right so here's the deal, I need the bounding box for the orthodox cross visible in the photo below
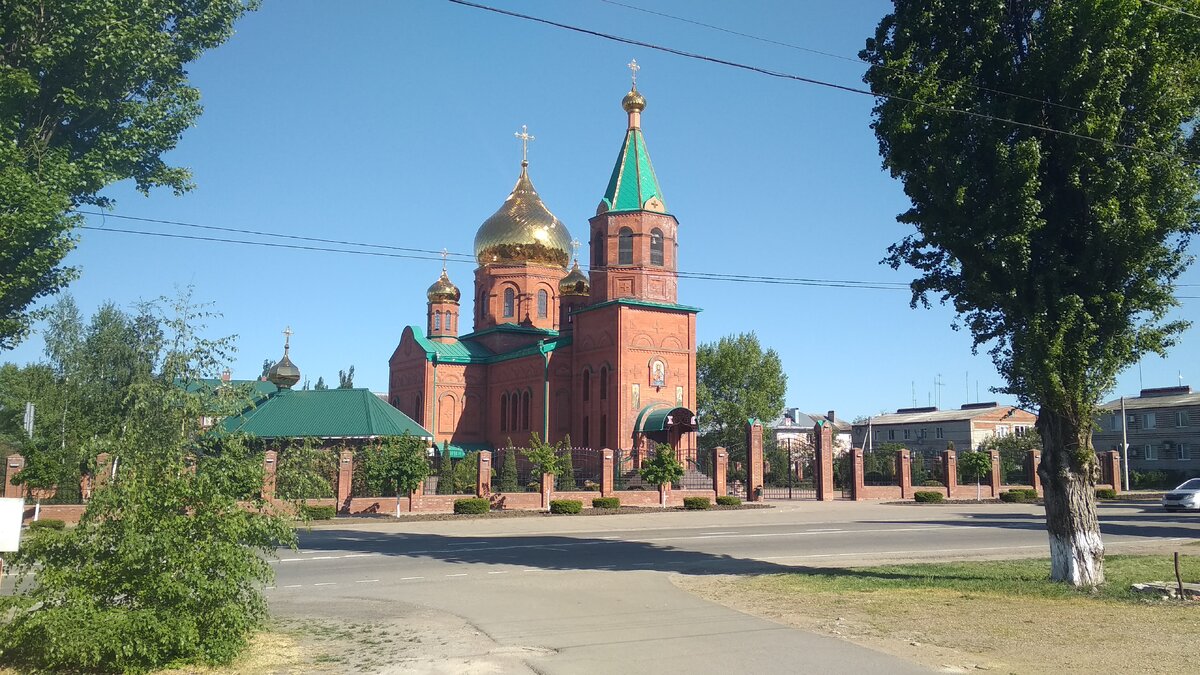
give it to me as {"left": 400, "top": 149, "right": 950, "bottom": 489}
{"left": 627, "top": 58, "right": 640, "bottom": 86}
{"left": 441, "top": 248, "right": 449, "bottom": 273}
{"left": 282, "top": 325, "right": 293, "bottom": 351}
{"left": 514, "top": 125, "right": 535, "bottom": 163}
{"left": 570, "top": 239, "right": 581, "bottom": 261}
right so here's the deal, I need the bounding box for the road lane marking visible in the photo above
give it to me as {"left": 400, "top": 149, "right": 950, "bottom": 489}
{"left": 487, "top": 571, "right": 509, "bottom": 574}
{"left": 763, "top": 544, "right": 1046, "bottom": 560}
{"left": 400, "top": 576, "right": 424, "bottom": 580}
{"left": 313, "top": 582, "right": 336, "bottom": 586}
{"left": 445, "top": 573, "right": 468, "bottom": 577}
{"left": 283, "top": 584, "right": 302, "bottom": 588}
{"left": 355, "top": 579, "right": 379, "bottom": 583}
{"left": 703, "top": 531, "right": 737, "bottom": 535}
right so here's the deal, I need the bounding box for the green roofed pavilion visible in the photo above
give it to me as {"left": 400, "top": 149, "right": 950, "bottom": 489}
{"left": 220, "top": 388, "right": 432, "bottom": 440}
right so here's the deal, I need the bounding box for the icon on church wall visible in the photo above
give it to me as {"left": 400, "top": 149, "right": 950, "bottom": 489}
{"left": 649, "top": 358, "right": 666, "bottom": 388}
{"left": 675, "top": 386, "right": 684, "bottom": 407}
{"left": 631, "top": 383, "right": 640, "bottom": 411}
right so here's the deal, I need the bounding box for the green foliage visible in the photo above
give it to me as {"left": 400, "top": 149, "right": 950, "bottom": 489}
{"left": 981, "top": 430, "right": 1042, "bottom": 482}
{"left": 313, "top": 376, "right": 329, "bottom": 391}
{"left": 959, "top": 450, "right": 993, "bottom": 481}
{"left": 914, "top": 491, "right": 945, "bottom": 504}
{"left": 354, "top": 435, "right": 430, "bottom": 498}
{"left": 337, "top": 365, "right": 355, "bottom": 389}
{"left": 683, "top": 496, "right": 712, "bottom": 510}
{"left": 1130, "top": 469, "right": 1188, "bottom": 490}
{"left": 453, "top": 498, "right": 489, "bottom": 515}
{"left": 297, "top": 504, "right": 335, "bottom": 520}
{"left": 522, "top": 433, "right": 567, "bottom": 479}
{"left": 716, "top": 495, "right": 742, "bottom": 506}
{"left": 697, "top": 333, "right": 787, "bottom": 453}
{"left": 436, "top": 442, "right": 454, "bottom": 495}
{"left": 1095, "top": 488, "right": 1119, "bottom": 501}
{"left": 498, "top": 447, "right": 519, "bottom": 493}
{"left": 0, "top": 0, "right": 258, "bottom": 349}
{"left": 556, "top": 448, "right": 576, "bottom": 491}
{"left": 1000, "top": 489, "right": 1039, "bottom": 503}
{"left": 26, "top": 519, "right": 65, "bottom": 531}
{"left": 274, "top": 438, "right": 336, "bottom": 502}
{"left": 549, "top": 499, "right": 582, "bottom": 514}
{"left": 0, "top": 296, "right": 294, "bottom": 672}
{"left": 639, "top": 444, "right": 684, "bottom": 487}
{"left": 453, "top": 451, "right": 479, "bottom": 494}
{"left": 592, "top": 497, "right": 620, "bottom": 509}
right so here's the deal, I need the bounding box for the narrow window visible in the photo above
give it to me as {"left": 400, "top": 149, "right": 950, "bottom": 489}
{"left": 650, "top": 228, "right": 664, "bottom": 266}
{"left": 1181, "top": 443, "right": 1192, "bottom": 460}
{"left": 1145, "top": 444, "right": 1156, "bottom": 460}
{"left": 903, "top": 429, "right": 910, "bottom": 440}
{"left": 935, "top": 427, "right": 944, "bottom": 439}
{"left": 500, "top": 393, "right": 508, "bottom": 432}
{"left": 593, "top": 231, "right": 605, "bottom": 267}
{"left": 600, "top": 366, "right": 608, "bottom": 400}
{"left": 537, "top": 289, "right": 548, "bottom": 318}
{"left": 582, "top": 415, "right": 590, "bottom": 447}
{"left": 1144, "top": 413, "right": 1157, "bottom": 429}
{"left": 888, "top": 429, "right": 895, "bottom": 440}
{"left": 583, "top": 369, "right": 591, "bottom": 401}
{"left": 433, "top": 313, "right": 441, "bottom": 331}
{"left": 503, "top": 288, "right": 515, "bottom": 317}
{"left": 618, "top": 227, "right": 633, "bottom": 265}
{"left": 600, "top": 414, "right": 608, "bottom": 448}
{"left": 522, "top": 391, "right": 531, "bottom": 431}
{"left": 415, "top": 393, "right": 423, "bottom": 425}
{"left": 1177, "top": 410, "right": 1188, "bottom": 427}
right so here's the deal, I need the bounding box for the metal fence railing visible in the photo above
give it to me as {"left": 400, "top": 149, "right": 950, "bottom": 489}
{"left": 910, "top": 450, "right": 945, "bottom": 487}
{"left": 861, "top": 448, "right": 900, "bottom": 486}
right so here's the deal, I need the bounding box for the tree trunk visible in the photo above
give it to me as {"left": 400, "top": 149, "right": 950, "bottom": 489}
{"left": 1038, "top": 407, "right": 1104, "bottom": 587}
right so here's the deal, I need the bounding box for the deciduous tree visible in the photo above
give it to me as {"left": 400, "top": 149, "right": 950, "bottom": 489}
{"left": 696, "top": 333, "right": 787, "bottom": 454}
{"left": 863, "top": 0, "right": 1200, "bottom": 586}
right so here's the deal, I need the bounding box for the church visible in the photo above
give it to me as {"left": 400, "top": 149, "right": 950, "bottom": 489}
{"left": 388, "top": 71, "right": 700, "bottom": 461}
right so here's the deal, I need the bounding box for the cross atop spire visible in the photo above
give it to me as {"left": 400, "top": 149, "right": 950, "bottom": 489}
{"left": 627, "top": 58, "right": 640, "bottom": 87}
{"left": 514, "top": 124, "right": 535, "bottom": 166}
{"left": 282, "top": 325, "right": 293, "bottom": 354}
{"left": 440, "top": 248, "right": 449, "bottom": 272}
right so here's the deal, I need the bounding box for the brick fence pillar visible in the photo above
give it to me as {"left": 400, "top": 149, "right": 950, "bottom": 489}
{"left": 1106, "top": 450, "right": 1122, "bottom": 494}
{"left": 746, "top": 419, "right": 764, "bottom": 502}
{"left": 94, "top": 452, "right": 113, "bottom": 490}
{"left": 851, "top": 448, "right": 865, "bottom": 501}
{"left": 988, "top": 450, "right": 1001, "bottom": 498}
{"left": 1029, "top": 449, "right": 1042, "bottom": 496}
{"left": 943, "top": 450, "right": 958, "bottom": 498}
{"left": 713, "top": 447, "right": 728, "bottom": 497}
{"left": 262, "top": 450, "right": 278, "bottom": 501}
{"left": 898, "top": 449, "right": 912, "bottom": 499}
{"left": 540, "top": 472, "right": 553, "bottom": 510}
{"left": 600, "top": 448, "right": 614, "bottom": 497}
{"left": 4, "top": 454, "right": 24, "bottom": 498}
{"left": 815, "top": 422, "right": 835, "bottom": 501}
{"left": 476, "top": 451, "right": 492, "bottom": 497}
{"left": 337, "top": 448, "right": 354, "bottom": 513}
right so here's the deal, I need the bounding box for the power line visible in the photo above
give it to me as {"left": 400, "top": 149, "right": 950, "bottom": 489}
{"left": 446, "top": 0, "right": 1200, "bottom": 166}
{"left": 1139, "top": 0, "right": 1200, "bottom": 21}
{"left": 595, "top": 0, "right": 1091, "bottom": 117}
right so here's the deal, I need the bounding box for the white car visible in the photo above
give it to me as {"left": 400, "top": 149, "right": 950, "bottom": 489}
{"left": 1161, "top": 478, "right": 1200, "bottom": 511}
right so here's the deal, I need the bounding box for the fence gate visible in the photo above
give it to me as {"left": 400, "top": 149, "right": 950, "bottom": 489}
{"left": 762, "top": 452, "right": 816, "bottom": 500}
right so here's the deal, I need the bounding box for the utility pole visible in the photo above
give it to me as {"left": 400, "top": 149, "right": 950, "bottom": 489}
{"left": 1121, "top": 396, "right": 1130, "bottom": 492}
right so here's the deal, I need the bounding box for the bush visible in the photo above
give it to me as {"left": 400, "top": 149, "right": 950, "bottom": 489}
{"left": 716, "top": 495, "right": 742, "bottom": 506}
{"left": 453, "top": 498, "right": 490, "bottom": 515}
{"left": 549, "top": 499, "right": 582, "bottom": 514}
{"left": 1095, "top": 488, "right": 1119, "bottom": 500}
{"left": 999, "top": 490, "right": 1030, "bottom": 503}
{"left": 913, "top": 491, "right": 945, "bottom": 503}
{"left": 298, "top": 504, "right": 335, "bottom": 520}
{"left": 26, "top": 519, "right": 66, "bottom": 531}
{"left": 592, "top": 497, "right": 620, "bottom": 509}
{"left": 683, "top": 496, "right": 712, "bottom": 510}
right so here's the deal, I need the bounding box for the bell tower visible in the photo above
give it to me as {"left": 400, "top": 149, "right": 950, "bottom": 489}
{"left": 589, "top": 60, "right": 679, "bottom": 305}
{"left": 426, "top": 252, "right": 460, "bottom": 343}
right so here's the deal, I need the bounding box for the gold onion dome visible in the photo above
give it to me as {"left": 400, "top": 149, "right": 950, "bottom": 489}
{"left": 426, "top": 269, "right": 460, "bottom": 303}
{"left": 266, "top": 331, "right": 301, "bottom": 390}
{"left": 559, "top": 259, "right": 590, "bottom": 296}
{"left": 474, "top": 162, "right": 572, "bottom": 268}
{"left": 622, "top": 86, "right": 646, "bottom": 113}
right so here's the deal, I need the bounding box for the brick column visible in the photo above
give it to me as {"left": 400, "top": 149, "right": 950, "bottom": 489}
{"left": 262, "top": 450, "right": 278, "bottom": 501}
{"left": 898, "top": 449, "right": 912, "bottom": 499}
{"left": 540, "top": 472, "right": 553, "bottom": 510}
{"left": 600, "top": 448, "right": 614, "bottom": 497}
{"left": 476, "top": 451, "right": 492, "bottom": 497}
{"left": 1029, "top": 449, "right": 1042, "bottom": 496}
{"left": 713, "top": 447, "right": 728, "bottom": 497}
{"left": 988, "top": 450, "right": 1001, "bottom": 498}
{"left": 337, "top": 448, "right": 354, "bottom": 513}
{"left": 746, "top": 419, "right": 764, "bottom": 502}
{"left": 851, "top": 448, "right": 865, "bottom": 501}
{"left": 943, "top": 450, "right": 957, "bottom": 498}
{"left": 1106, "top": 450, "right": 1122, "bottom": 494}
{"left": 5, "top": 454, "right": 24, "bottom": 498}
{"left": 815, "top": 422, "right": 835, "bottom": 501}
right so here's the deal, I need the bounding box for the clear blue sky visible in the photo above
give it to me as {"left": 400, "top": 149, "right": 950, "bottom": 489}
{"left": 5, "top": 0, "right": 1198, "bottom": 420}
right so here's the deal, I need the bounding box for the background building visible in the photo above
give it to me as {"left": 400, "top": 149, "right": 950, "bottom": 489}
{"left": 851, "top": 403, "right": 1036, "bottom": 453}
{"left": 1094, "top": 386, "right": 1200, "bottom": 479}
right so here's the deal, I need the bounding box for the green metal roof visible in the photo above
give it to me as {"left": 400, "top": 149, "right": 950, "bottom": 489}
{"left": 572, "top": 297, "right": 702, "bottom": 317}
{"left": 406, "top": 325, "right": 571, "bottom": 365}
{"left": 186, "top": 378, "right": 278, "bottom": 400}
{"left": 602, "top": 128, "right": 668, "bottom": 214}
{"left": 220, "top": 388, "right": 432, "bottom": 440}
{"left": 634, "top": 404, "right": 698, "bottom": 438}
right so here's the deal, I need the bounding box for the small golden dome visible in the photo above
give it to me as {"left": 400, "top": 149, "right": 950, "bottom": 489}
{"left": 559, "top": 260, "right": 590, "bottom": 296}
{"left": 426, "top": 269, "right": 460, "bottom": 303}
{"left": 622, "top": 87, "right": 646, "bottom": 113}
{"left": 474, "top": 163, "right": 572, "bottom": 268}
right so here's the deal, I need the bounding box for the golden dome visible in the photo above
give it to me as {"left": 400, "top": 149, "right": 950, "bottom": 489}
{"left": 559, "top": 259, "right": 590, "bottom": 296}
{"left": 474, "top": 162, "right": 572, "bottom": 268}
{"left": 622, "top": 87, "right": 646, "bottom": 113}
{"left": 426, "top": 269, "right": 460, "bottom": 303}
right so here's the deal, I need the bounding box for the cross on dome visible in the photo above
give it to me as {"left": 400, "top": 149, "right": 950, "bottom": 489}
{"left": 282, "top": 325, "right": 293, "bottom": 351}
{"left": 514, "top": 124, "right": 535, "bottom": 165}
{"left": 440, "top": 248, "right": 449, "bottom": 272}
{"left": 627, "top": 58, "right": 640, "bottom": 87}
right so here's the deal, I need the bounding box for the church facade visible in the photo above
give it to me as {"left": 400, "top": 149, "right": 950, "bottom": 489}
{"left": 388, "top": 79, "right": 699, "bottom": 460}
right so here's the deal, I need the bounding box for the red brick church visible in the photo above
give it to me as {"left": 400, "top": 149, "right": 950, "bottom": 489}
{"left": 388, "top": 73, "right": 699, "bottom": 460}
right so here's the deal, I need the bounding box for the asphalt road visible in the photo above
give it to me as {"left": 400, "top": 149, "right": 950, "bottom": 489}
{"left": 267, "top": 500, "right": 1199, "bottom": 674}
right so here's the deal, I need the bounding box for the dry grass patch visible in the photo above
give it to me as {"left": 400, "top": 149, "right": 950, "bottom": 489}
{"left": 678, "top": 554, "right": 1199, "bottom": 674}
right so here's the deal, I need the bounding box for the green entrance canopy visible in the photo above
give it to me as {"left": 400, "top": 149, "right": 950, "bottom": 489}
{"left": 634, "top": 404, "right": 698, "bottom": 442}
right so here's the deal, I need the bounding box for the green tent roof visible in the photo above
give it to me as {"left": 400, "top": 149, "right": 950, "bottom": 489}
{"left": 601, "top": 127, "right": 668, "bottom": 214}
{"left": 406, "top": 325, "right": 571, "bottom": 365}
{"left": 220, "top": 388, "right": 431, "bottom": 440}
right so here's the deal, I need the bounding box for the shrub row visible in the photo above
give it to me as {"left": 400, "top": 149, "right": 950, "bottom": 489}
{"left": 298, "top": 504, "right": 336, "bottom": 520}
{"left": 453, "top": 498, "right": 490, "bottom": 514}
{"left": 682, "top": 496, "right": 711, "bottom": 510}
{"left": 913, "top": 491, "right": 945, "bottom": 503}
{"left": 592, "top": 497, "right": 620, "bottom": 509}
{"left": 716, "top": 495, "right": 741, "bottom": 506}
{"left": 549, "top": 499, "right": 582, "bottom": 514}
{"left": 1095, "top": 488, "right": 1119, "bottom": 500}
{"left": 1000, "top": 488, "right": 1039, "bottom": 503}
{"left": 27, "top": 519, "right": 66, "bottom": 531}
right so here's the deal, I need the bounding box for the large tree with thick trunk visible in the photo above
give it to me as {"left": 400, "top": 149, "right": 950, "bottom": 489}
{"left": 862, "top": 0, "right": 1200, "bottom": 587}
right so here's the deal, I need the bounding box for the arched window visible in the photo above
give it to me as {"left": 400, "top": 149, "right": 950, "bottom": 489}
{"left": 445, "top": 310, "right": 453, "bottom": 332}
{"left": 537, "top": 289, "right": 548, "bottom": 318}
{"left": 618, "top": 227, "right": 633, "bottom": 265}
{"left": 433, "top": 313, "right": 441, "bottom": 331}
{"left": 582, "top": 369, "right": 591, "bottom": 401}
{"left": 600, "top": 414, "right": 608, "bottom": 448}
{"left": 582, "top": 415, "right": 590, "bottom": 447}
{"left": 650, "top": 228, "right": 664, "bottom": 266}
{"left": 593, "top": 230, "right": 605, "bottom": 267}
{"left": 500, "top": 393, "right": 508, "bottom": 432}
{"left": 522, "top": 390, "right": 531, "bottom": 430}
{"left": 503, "top": 288, "right": 515, "bottom": 317}
{"left": 600, "top": 366, "right": 608, "bottom": 400}
{"left": 414, "top": 393, "right": 423, "bottom": 424}
{"left": 509, "top": 391, "right": 518, "bottom": 431}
